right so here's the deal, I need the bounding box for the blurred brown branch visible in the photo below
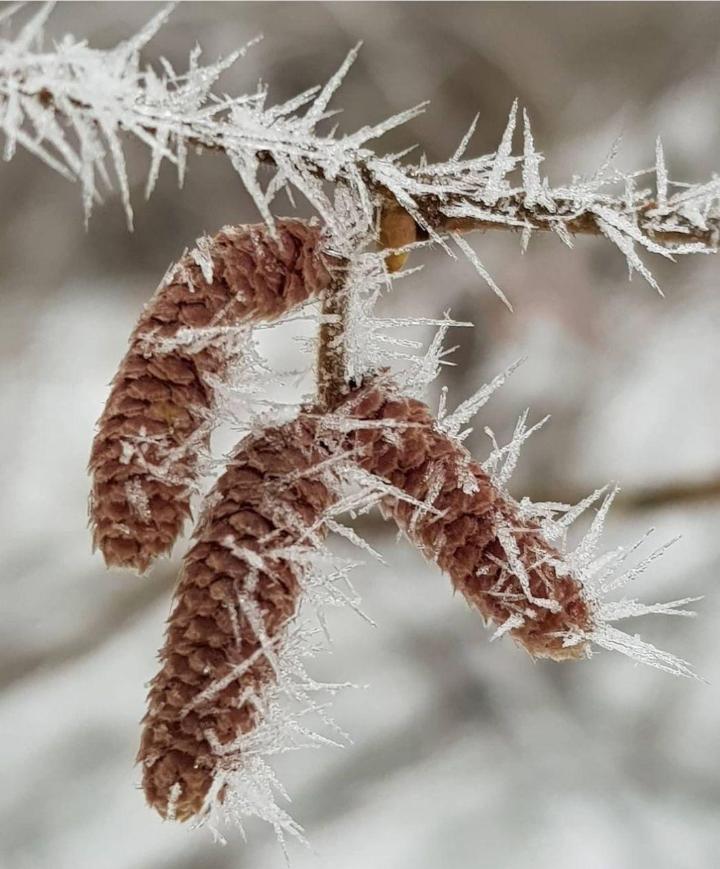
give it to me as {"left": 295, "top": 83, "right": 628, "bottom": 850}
{"left": 523, "top": 475, "right": 720, "bottom": 515}
{"left": 0, "top": 567, "right": 175, "bottom": 691}
{"left": 621, "top": 475, "right": 720, "bottom": 511}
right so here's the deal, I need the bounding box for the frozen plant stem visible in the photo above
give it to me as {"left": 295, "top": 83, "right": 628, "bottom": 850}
{"left": 316, "top": 269, "right": 351, "bottom": 411}
{"left": 4, "top": 4, "right": 719, "bottom": 273}
{"left": 316, "top": 199, "right": 418, "bottom": 412}
{"left": 26, "top": 87, "right": 717, "bottom": 250}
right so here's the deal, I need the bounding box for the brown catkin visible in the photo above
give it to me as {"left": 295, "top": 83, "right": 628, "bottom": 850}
{"left": 138, "top": 413, "right": 338, "bottom": 821}
{"left": 345, "top": 385, "right": 593, "bottom": 661}
{"left": 89, "top": 219, "right": 333, "bottom": 574}
{"left": 138, "top": 381, "right": 592, "bottom": 823}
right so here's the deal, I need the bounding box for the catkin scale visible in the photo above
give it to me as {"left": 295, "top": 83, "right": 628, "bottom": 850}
{"left": 139, "top": 382, "right": 592, "bottom": 822}
{"left": 88, "top": 219, "right": 333, "bottom": 574}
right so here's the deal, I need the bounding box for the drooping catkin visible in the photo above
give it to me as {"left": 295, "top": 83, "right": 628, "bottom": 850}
{"left": 344, "top": 385, "right": 593, "bottom": 661}
{"left": 138, "top": 412, "right": 338, "bottom": 822}
{"left": 138, "top": 380, "right": 593, "bottom": 825}
{"left": 89, "top": 219, "right": 333, "bottom": 573}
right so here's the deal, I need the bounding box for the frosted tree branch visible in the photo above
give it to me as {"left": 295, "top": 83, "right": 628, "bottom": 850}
{"left": 2, "top": 3, "right": 719, "bottom": 277}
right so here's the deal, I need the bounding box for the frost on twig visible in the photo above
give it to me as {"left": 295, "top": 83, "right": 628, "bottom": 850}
{"left": 2, "top": 3, "right": 719, "bottom": 288}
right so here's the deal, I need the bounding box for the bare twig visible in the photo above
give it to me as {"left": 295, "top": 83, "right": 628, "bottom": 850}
{"left": 22, "top": 89, "right": 720, "bottom": 252}
{"left": 316, "top": 267, "right": 351, "bottom": 410}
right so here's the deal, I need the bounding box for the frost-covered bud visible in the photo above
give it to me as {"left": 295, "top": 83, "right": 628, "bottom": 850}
{"left": 89, "top": 219, "right": 333, "bottom": 574}
{"left": 379, "top": 201, "right": 417, "bottom": 273}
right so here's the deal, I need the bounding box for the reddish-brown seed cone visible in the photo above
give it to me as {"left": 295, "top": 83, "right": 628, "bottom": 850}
{"left": 138, "top": 381, "right": 593, "bottom": 823}
{"left": 138, "top": 413, "right": 338, "bottom": 821}
{"left": 88, "top": 219, "right": 333, "bottom": 573}
{"left": 344, "top": 384, "right": 593, "bottom": 662}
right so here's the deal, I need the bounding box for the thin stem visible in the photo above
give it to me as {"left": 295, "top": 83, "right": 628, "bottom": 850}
{"left": 425, "top": 203, "right": 715, "bottom": 248}
{"left": 316, "top": 267, "right": 350, "bottom": 411}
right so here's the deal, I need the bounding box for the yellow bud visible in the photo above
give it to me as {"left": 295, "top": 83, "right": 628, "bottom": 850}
{"left": 379, "top": 203, "right": 417, "bottom": 273}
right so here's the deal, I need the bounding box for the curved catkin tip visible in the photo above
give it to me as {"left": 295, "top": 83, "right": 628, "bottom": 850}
{"left": 341, "top": 385, "right": 594, "bottom": 661}
{"left": 138, "top": 414, "right": 337, "bottom": 821}
{"left": 88, "top": 219, "right": 333, "bottom": 574}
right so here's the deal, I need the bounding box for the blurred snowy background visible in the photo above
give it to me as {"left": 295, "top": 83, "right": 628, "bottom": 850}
{"left": 1, "top": 3, "right": 720, "bottom": 868}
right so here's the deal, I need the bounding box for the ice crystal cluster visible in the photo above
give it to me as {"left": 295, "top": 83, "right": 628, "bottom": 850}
{"left": 3, "top": 3, "right": 712, "bottom": 850}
